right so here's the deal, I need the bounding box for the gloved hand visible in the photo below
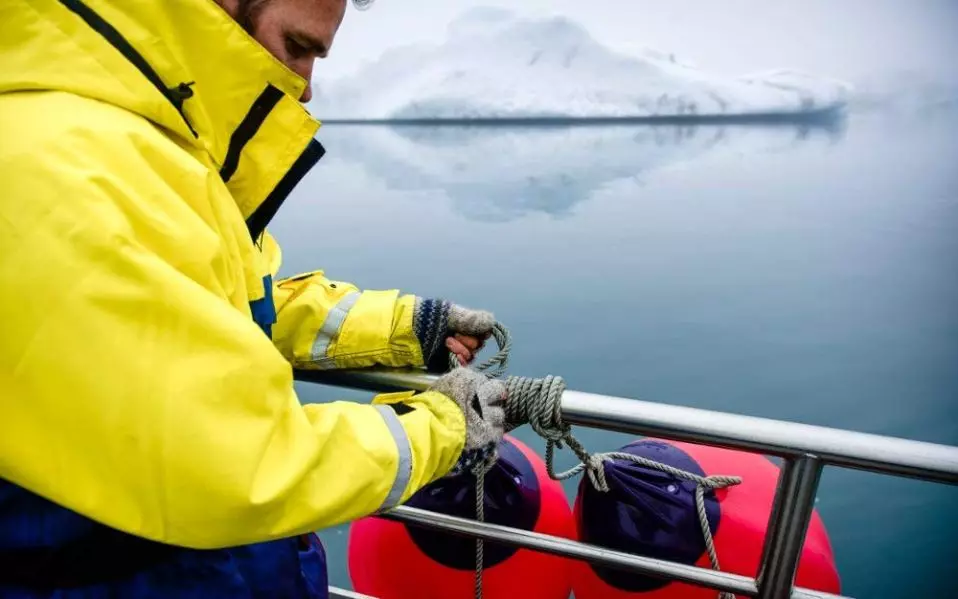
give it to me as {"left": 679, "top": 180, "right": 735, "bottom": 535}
{"left": 429, "top": 367, "right": 507, "bottom": 474}
{"left": 414, "top": 298, "right": 496, "bottom": 372}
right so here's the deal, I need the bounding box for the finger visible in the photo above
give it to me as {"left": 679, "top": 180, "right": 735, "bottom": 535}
{"left": 449, "top": 305, "right": 496, "bottom": 336}
{"left": 454, "top": 334, "right": 481, "bottom": 351}
{"left": 445, "top": 337, "right": 473, "bottom": 364}
{"left": 473, "top": 329, "right": 493, "bottom": 342}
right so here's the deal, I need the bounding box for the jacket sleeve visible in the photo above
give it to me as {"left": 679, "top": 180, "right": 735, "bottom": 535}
{"left": 262, "top": 232, "right": 445, "bottom": 371}
{"left": 0, "top": 99, "right": 464, "bottom": 549}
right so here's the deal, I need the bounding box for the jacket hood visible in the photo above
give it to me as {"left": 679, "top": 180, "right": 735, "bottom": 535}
{"left": 0, "top": 0, "right": 323, "bottom": 227}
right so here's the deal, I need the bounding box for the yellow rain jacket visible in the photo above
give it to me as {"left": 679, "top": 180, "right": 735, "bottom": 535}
{"left": 0, "top": 0, "right": 465, "bottom": 559}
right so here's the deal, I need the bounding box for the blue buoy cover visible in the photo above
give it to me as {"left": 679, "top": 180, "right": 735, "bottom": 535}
{"left": 405, "top": 437, "right": 541, "bottom": 570}
{"left": 577, "top": 439, "right": 721, "bottom": 592}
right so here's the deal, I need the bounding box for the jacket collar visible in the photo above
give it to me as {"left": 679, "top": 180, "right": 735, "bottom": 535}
{"left": 2, "top": 0, "right": 323, "bottom": 233}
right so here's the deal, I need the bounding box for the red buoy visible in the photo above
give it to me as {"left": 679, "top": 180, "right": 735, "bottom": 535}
{"left": 572, "top": 438, "right": 841, "bottom": 599}
{"left": 348, "top": 434, "right": 575, "bottom": 599}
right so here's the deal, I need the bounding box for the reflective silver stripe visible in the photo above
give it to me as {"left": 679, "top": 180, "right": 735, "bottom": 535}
{"left": 374, "top": 404, "right": 413, "bottom": 512}
{"left": 310, "top": 291, "right": 361, "bottom": 363}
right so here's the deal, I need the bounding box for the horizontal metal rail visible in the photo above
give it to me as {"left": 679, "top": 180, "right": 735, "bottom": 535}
{"left": 296, "top": 368, "right": 958, "bottom": 485}
{"left": 326, "top": 506, "right": 841, "bottom": 599}
{"left": 385, "top": 506, "right": 849, "bottom": 599}
{"left": 295, "top": 367, "right": 958, "bottom": 599}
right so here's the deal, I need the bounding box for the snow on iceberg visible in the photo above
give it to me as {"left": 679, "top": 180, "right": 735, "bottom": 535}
{"left": 310, "top": 7, "right": 852, "bottom": 121}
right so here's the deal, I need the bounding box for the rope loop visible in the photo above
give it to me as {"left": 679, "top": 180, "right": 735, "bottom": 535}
{"left": 449, "top": 322, "right": 511, "bottom": 379}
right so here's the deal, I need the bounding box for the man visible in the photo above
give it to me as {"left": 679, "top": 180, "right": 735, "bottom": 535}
{"left": 0, "top": 0, "right": 507, "bottom": 597}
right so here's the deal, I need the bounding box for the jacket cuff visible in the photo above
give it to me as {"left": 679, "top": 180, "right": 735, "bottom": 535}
{"left": 414, "top": 297, "right": 451, "bottom": 372}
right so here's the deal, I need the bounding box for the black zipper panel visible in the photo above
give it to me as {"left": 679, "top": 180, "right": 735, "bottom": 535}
{"left": 219, "top": 85, "right": 284, "bottom": 182}
{"left": 247, "top": 139, "right": 325, "bottom": 240}
{"left": 58, "top": 0, "right": 199, "bottom": 138}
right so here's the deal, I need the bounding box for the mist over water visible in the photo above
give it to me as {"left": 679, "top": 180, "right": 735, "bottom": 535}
{"left": 272, "top": 108, "right": 958, "bottom": 598}
{"left": 285, "top": 1, "right": 958, "bottom": 595}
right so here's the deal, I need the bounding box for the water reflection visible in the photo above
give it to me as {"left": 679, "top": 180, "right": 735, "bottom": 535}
{"left": 315, "top": 120, "right": 848, "bottom": 222}
{"left": 279, "top": 112, "right": 958, "bottom": 598}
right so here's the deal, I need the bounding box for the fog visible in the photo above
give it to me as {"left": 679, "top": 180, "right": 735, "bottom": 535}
{"left": 316, "top": 0, "right": 958, "bottom": 89}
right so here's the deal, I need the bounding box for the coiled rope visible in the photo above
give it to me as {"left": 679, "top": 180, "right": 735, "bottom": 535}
{"left": 453, "top": 323, "right": 742, "bottom": 599}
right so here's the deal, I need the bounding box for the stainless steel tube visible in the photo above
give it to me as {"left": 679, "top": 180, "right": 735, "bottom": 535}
{"left": 296, "top": 367, "right": 436, "bottom": 393}
{"left": 561, "top": 391, "right": 958, "bottom": 485}
{"left": 380, "top": 505, "right": 848, "bottom": 599}
{"left": 756, "top": 456, "right": 826, "bottom": 599}
{"left": 294, "top": 368, "right": 958, "bottom": 485}
{"left": 387, "top": 507, "right": 758, "bottom": 595}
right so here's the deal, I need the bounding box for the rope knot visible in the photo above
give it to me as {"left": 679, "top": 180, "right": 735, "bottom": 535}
{"left": 584, "top": 454, "right": 611, "bottom": 493}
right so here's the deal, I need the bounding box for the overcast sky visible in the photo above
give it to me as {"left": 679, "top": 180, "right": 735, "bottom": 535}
{"left": 315, "top": 0, "right": 958, "bottom": 86}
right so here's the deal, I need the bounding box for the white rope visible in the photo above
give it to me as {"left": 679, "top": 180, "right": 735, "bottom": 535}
{"left": 471, "top": 457, "right": 496, "bottom": 599}
{"left": 458, "top": 323, "right": 742, "bottom": 599}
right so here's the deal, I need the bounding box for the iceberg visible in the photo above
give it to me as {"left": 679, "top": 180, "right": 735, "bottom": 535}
{"left": 310, "top": 7, "right": 851, "bottom": 121}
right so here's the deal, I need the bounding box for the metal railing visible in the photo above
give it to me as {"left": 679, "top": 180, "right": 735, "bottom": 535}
{"left": 296, "top": 367, "right": 958, "bottom": 599}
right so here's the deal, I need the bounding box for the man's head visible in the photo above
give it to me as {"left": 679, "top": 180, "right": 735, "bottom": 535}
{"left": 216, "top": 0, "right": 350, "bottom": 102}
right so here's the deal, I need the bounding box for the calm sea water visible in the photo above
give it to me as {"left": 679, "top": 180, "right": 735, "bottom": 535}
{"left": 270, "top": 109, "right": 958, "bottom": 598}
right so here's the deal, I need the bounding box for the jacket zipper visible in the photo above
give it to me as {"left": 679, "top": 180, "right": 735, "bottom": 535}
{"left": 219, "top": 85, "right": 285, "bottom": 182}
{"left": 246, "top": 139, "right": 326, "bottom": 240}
{"left": 58, "top": 0, "right": 199, "bottom": 138}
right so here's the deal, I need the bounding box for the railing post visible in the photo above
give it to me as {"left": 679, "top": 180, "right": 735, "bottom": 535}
{"left": 757, "top": 455, "right": 825, "bottom": 599}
